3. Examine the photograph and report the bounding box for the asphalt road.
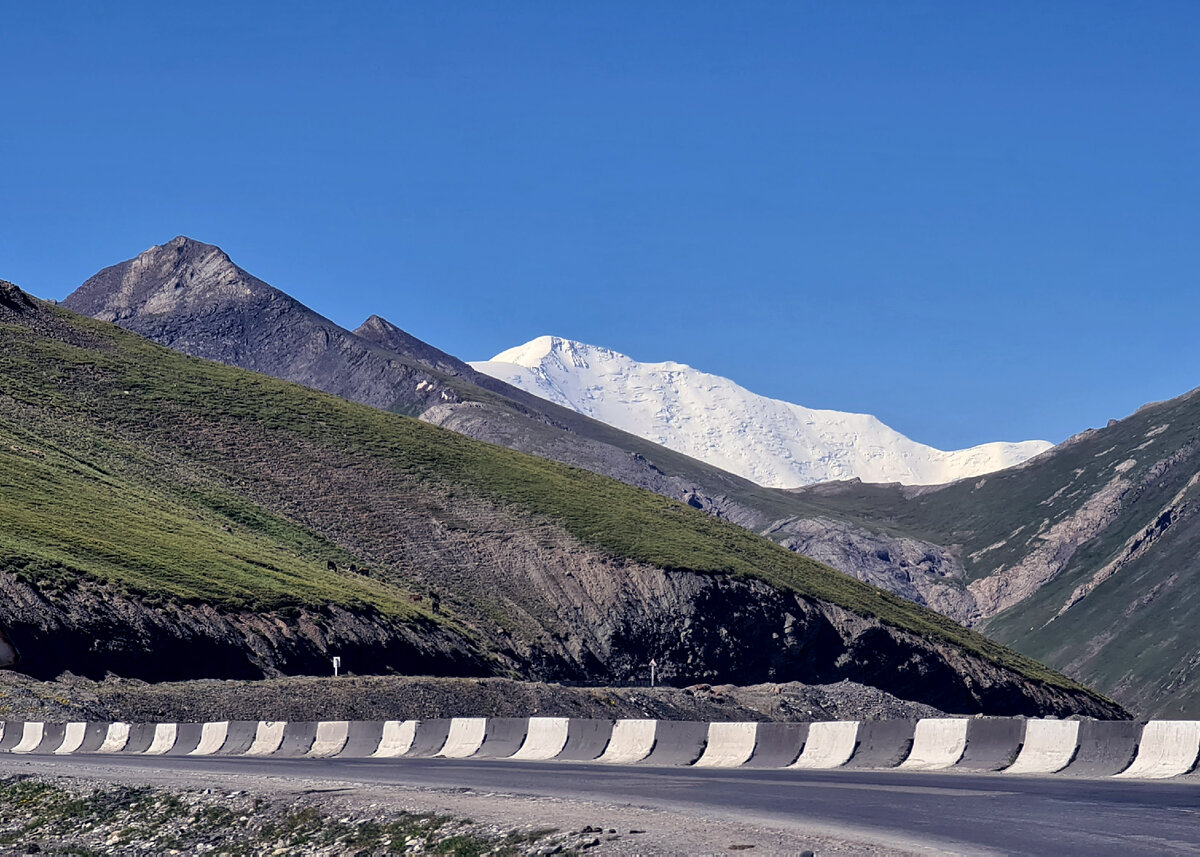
[9,754,1200,855]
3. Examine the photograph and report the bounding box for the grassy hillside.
[787,391,1200,716]
[0,292,1104,700]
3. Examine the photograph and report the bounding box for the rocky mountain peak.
[64,236,271,322]
[0,279,35,315]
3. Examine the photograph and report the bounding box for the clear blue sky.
[3,2,1198,449]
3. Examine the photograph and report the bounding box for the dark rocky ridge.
[1,279,1123,718]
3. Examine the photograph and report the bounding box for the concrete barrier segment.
[245,722,287,756]
[372,721,418,758]
[790,721,860,769]
[165,723,206,756]
[1004,720,1080,774]
[510,717,570,761]
[597,719,657,764]
[215,722,259,756]
[1116,721,1200,779]
[556,719,614,762]
[1061,720,1140,777]
[29,723,67,755]
[120,723,159,754]
[307,721,350,758]
[900,718,968,770]
[404,720,453,757]
[75,722,113,754]
[473,718,529,759]
[437,718,488,759]
[9,722,44,754]
[744,722,809,768]
[694,722,757,768]
[957,718,1025,772]
[275,722,318,757]
[144,723,178,755]
[642,720,708,766]
[339,721,386,758]
[97,723,132,753]
[842,720,916,769]
[189,722,230,756]
[55,722,89,755]
[0,722,31,752]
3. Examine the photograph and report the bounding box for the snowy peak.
[471,337,1053,489]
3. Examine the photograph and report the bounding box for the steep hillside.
[63,238,985,618]
[0,278,1121,717]
[471,335,1051,488]
[787,391,1200,717]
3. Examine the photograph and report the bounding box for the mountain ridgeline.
[0,275,1121,717]
[58,236,1200,718]
[470,335,1051,489]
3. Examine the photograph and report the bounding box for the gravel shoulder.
[0,757,935,855]
[0,672,944,723]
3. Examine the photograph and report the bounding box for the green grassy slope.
[787,391,1200,716]
[0,294,1102,698]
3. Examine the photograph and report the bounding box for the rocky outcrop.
[763,516,977,623]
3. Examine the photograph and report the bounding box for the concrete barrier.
[1005,719,1079,774]
[473,718,529,759]
[744,722,808,768]
[245,721,287,756]
[0,721,36,752]
[694,722,758,768]
[28,723,67,755]
[275,722,318,757]
[403,720,454,757]
[556,719,614,762]
[1116,721,1200,779]
[791,721,859,769]
[97,723,132,753]
[188,722,230,756]
[372,721,418,758]
[54,722,89,755]
[510,717,570,761]
[340,721,386,758]
[642,721,708,766]
[1061,720,1141,777]
[307,721,350,758]
[899,718,968,770]
[72,722,112,754]
[144,723,178,755]
[597,719,657,764]
[165,723,206,756]
[216,722,260,756]
[957,718,1025,772]
[842,720,916,769]
[437,717,488,758]
[121,723,160,754]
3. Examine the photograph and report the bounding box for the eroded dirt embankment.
[0,672,945,724]
[0,567,1125,719]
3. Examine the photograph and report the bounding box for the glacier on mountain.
[470,336,1052,489]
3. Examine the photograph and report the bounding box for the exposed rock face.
[64,237,463,416]
[764,516,977,623]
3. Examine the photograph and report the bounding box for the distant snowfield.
[470,336,1052,489]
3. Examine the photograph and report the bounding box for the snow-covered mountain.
[470,336,1053,489]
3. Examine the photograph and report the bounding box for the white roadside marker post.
[650,659,656,688]
[332,656,341,677]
